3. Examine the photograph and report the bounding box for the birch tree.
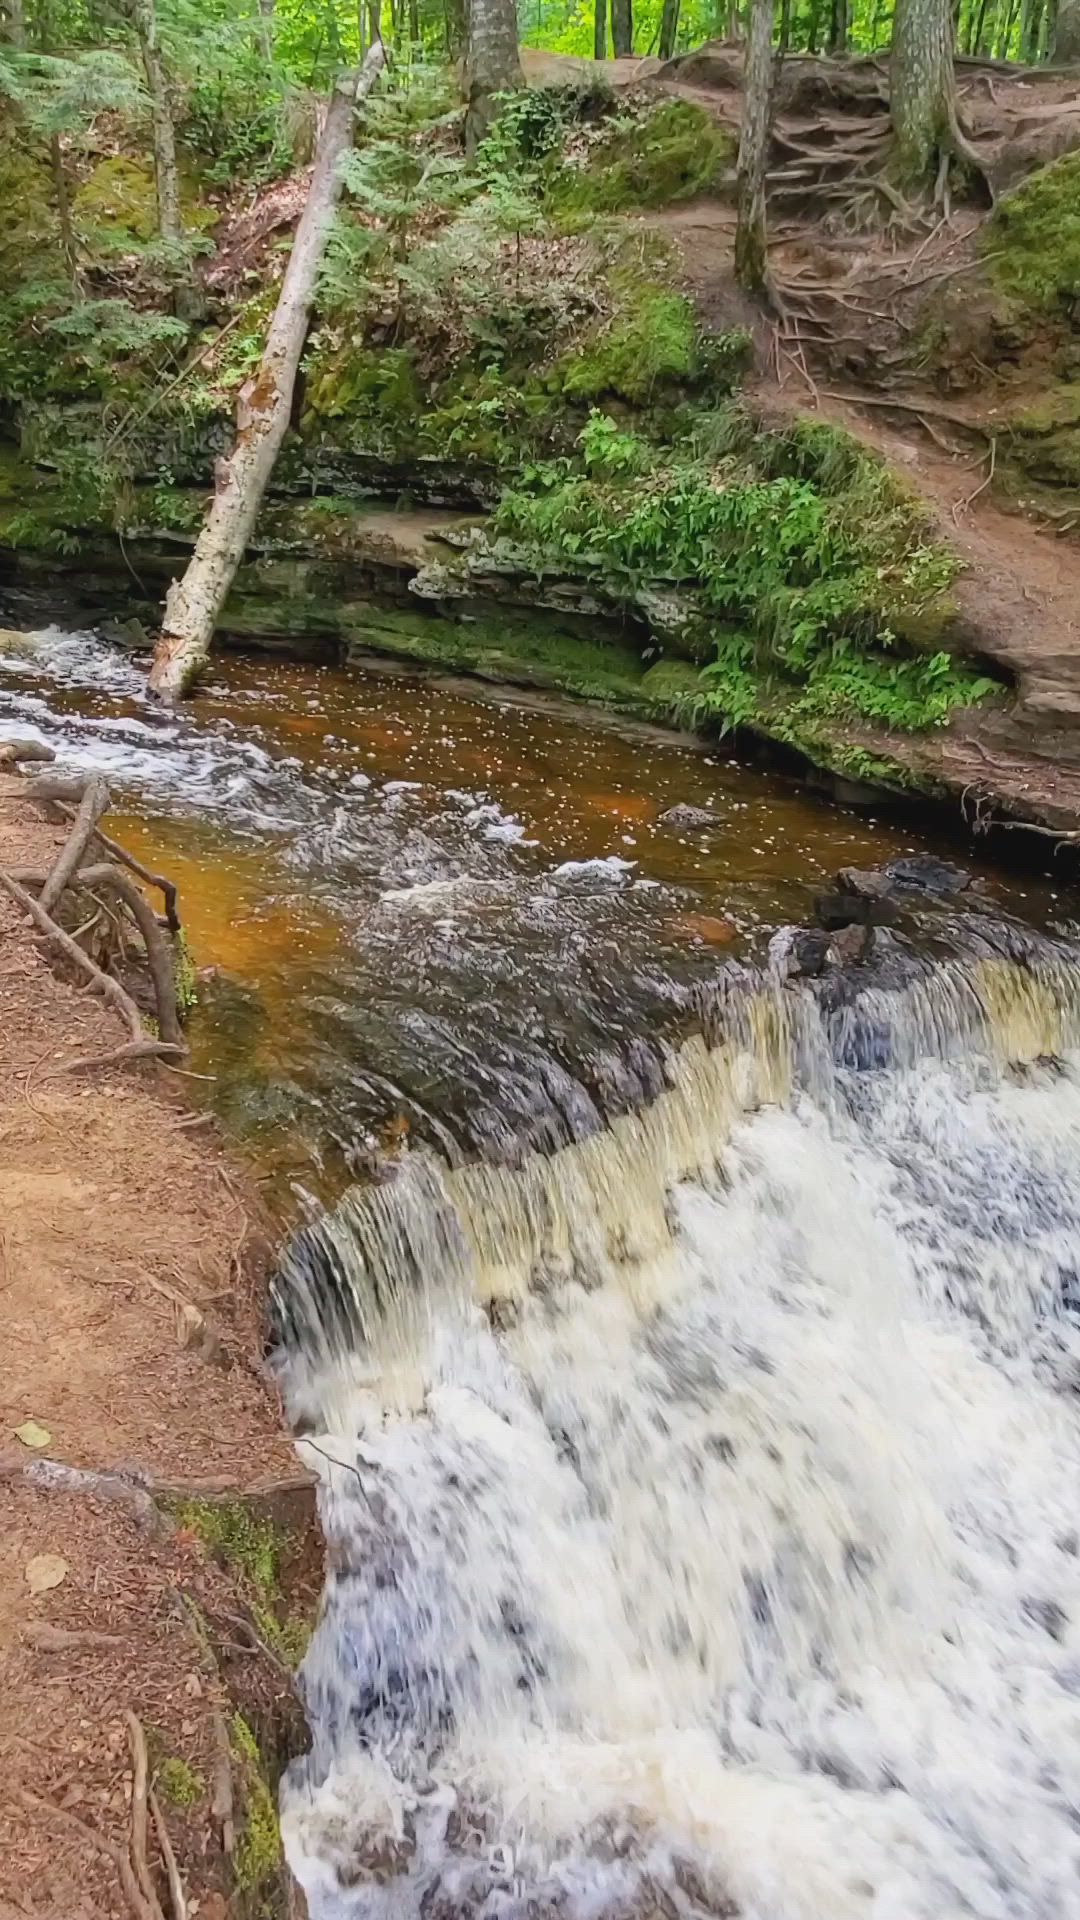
[463,0,522,153]
[734,0,776,293]
[147,45,386,702]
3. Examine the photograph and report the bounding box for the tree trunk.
[594,0,608,57]
[464,0,523,152]
[0,0,26,45]
[147,46,386,702]
[659,0,681,53]
[1055,0,1080,56]
[889,0,959,189]
[735,0,775,294]
[50,133,78,283]
[256,0,274,64]
[130,0,182,246]
[445,0,466,55]
[828,0,848,49]
[611,0,633,54]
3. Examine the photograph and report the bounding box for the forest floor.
[0,775,311,1920]
[632,46,1080,834]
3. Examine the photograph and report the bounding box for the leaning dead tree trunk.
[734,0,777,294]
[464,0,523,154]
[147,45,385,702]
[129,0,182,247]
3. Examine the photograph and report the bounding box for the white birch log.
[147,42,386,702]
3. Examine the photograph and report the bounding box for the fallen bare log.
[147,43,385,701]
[0,738,56,769]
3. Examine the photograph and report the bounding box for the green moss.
[304,346,424,447]
[557,289,702,405]
[988,151,1080,312]
[547,100,734,216]
[156,1755,205,1809]
[174,1497,280,1594]
[230,1713,282,1899]
[73,156,158,248]
[0,142,60,279]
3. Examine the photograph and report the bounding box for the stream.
[4,626,1080,1919]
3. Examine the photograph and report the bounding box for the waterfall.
[275,955,1080,1920]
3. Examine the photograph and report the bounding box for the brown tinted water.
[0,631,1073,1211]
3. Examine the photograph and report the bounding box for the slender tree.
[147,46,386,701]
[594,0,608,56]
[463,0,522,152]
[128,0,181,247]
[0,0,26,45]
[659,0,681,53]
[611,0,633,53]
[734,0,776,293]
[1055,0,1080,56]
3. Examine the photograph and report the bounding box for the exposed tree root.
[0,1455,167,1533]
[38,775,108,916]
[1,776,189,1070]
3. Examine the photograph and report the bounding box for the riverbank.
[0,774,315,1919]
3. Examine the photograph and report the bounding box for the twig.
[18,1789,158,1920]
[39,775,108,916]
[125,1713,165,1920]
[210,1710,235,1858]
[953,433,997,521]
[63,1036,185,1075]
[148,1791,188,1920]
[76,863,185,1049]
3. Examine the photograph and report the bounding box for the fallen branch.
[0,866,144,1039]
[210,1710,235,1858]
[0,739,57,769]
[39,774,109,916]
[18,1789,159,1920]
[149,1788,188,1920]
[126,1713,167,1920]
[54,797,182,933]
[22,1621,125,1651]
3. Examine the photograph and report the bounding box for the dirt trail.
[629,46,1080,832]
[0,776,309,1919]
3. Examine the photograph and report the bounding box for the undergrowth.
[495,411,999,739]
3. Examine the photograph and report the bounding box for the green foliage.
[73,156,162,247]
[559,288,702,403]
[494,418,998,740]
[156,1755,206,1809]
[547,99,734,216]
[988,152,1080,313]
[230,1712,283,1897]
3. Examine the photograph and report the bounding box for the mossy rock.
[555,288,702,405]
[1003,384,1080,488]
[0,141,60,278]
[74,156,159,247]
[546,99,734,216]
[987,150,1080,315]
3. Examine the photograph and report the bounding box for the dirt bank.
[0,775,314,1920]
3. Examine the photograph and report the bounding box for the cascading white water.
[276,968,1080,1920]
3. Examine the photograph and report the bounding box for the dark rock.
[767,926,831,978]
[815,888,898,931]
[835,866,896,900]
[885,853,973,895]
[829,922,875,966]
[660,803,725,830]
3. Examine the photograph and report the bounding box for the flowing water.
[4,626,1080,1919]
